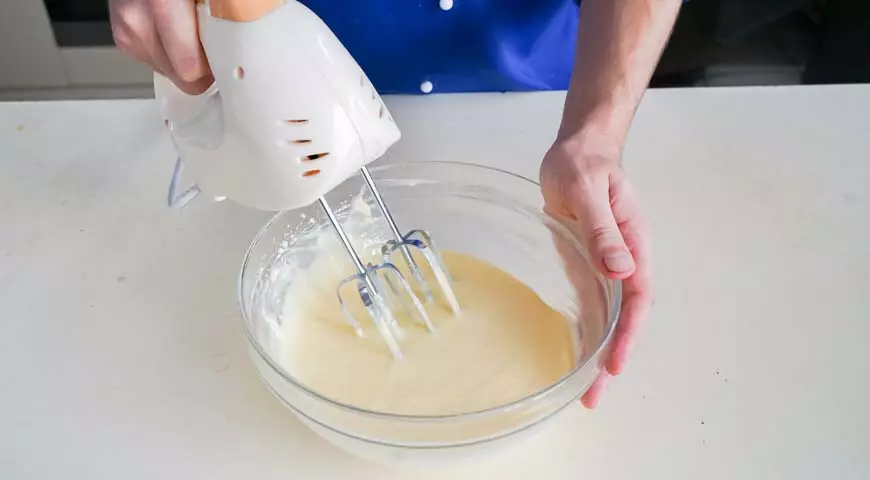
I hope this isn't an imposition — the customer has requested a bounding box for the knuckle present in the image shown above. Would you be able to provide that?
[111,22,133,50]
[636,289,654,305]
[584,155,619,176]
[635,218,651,237]
[567,166,613,201]
[148,0,172,21]
[571,171,599,194]
[563,178,598,212]
[617,216,647,236]
[589,225,620,244]
[628,278,655,303]
[110,2,149,51]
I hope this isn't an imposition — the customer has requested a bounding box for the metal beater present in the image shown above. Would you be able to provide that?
[320,166,460,358]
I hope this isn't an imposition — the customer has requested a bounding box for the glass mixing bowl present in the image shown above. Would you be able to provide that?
[238,162,620,466]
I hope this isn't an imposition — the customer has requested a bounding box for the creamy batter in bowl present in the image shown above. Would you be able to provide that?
[238,162,620,466]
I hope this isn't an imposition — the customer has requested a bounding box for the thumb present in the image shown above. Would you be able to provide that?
[573,181,635,278]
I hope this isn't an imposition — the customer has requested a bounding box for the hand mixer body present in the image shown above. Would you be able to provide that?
[154,0,401,211]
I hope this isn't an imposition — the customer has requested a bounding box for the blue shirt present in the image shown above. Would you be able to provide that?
[301,0,579,94]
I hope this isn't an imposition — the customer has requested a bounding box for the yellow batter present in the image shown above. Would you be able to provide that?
[279,250,575,416]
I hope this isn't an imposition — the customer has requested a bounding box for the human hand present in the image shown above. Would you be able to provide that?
[110,0,214,94]
[540,137,653,409]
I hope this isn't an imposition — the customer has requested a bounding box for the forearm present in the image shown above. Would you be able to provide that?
[558,0,681,154]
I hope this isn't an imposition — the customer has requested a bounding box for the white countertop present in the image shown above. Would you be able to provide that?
[1,85,868,479]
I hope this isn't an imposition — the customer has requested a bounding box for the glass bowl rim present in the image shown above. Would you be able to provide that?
[237,161,622,422]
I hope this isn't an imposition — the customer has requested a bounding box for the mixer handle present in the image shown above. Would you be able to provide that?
[157,70,224,209]
[167,156,201,209]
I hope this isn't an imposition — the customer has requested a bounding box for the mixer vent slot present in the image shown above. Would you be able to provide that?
[304,152,329,161]
[284,119,309,124]
[290,139,312,144]
[302,169,321,177]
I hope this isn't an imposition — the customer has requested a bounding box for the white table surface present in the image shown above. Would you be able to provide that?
[1,85,868,479]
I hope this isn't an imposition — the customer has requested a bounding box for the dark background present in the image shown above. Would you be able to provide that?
[43,0,870,86]
[653,0,870,86]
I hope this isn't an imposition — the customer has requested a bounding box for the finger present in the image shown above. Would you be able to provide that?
[174,71,215,95]
[150,0,211,82]
[117,32,169,78]
[606,286,652,375]
[580,371,612,409]
[148,26,214,95]
[110,0,164,72]
[111,0,212,94]
[606,210,653,375]
[570,174,635,278]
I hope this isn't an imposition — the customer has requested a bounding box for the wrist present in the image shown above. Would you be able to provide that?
[554,121,625,163]
[556,98,631,160]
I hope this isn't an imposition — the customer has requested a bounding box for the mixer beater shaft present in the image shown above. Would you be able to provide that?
[358,167,428,298]
[318,170,461,358]
[319,197,405,359]
[359,167,460,315]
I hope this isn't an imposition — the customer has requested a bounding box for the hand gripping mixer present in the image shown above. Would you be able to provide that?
[154,0,460,358]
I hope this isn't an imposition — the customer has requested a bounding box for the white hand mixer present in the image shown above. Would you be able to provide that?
[155,0,459,358]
